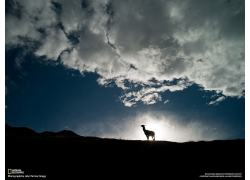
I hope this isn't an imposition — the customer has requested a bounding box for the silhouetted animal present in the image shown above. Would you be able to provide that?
[141,125,155,141]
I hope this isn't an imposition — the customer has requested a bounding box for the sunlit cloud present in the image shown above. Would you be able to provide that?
[5,0,245,107]
[34,28,71,60]
[119,78,192,107]
[208,96,226,106]
[164,100,169,104]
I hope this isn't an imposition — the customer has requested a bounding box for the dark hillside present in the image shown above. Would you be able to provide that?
[5,124,245,179]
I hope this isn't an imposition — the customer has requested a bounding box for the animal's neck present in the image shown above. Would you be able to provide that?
[142,127,146,131]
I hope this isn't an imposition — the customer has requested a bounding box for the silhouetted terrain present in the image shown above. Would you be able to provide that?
[5,124,245,179]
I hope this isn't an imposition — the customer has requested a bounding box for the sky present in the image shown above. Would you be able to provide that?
[4,0,246,142]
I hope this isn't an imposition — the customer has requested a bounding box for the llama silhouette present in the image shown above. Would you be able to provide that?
[141,125,155,141]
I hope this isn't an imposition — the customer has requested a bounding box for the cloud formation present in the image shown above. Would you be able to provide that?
[6,0,245,106]
[208,96,226,106]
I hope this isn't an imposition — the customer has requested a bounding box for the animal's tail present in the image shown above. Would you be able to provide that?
[153,134,155,141]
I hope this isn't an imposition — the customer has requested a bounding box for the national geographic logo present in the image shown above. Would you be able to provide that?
[8,169,24,174]
[8,169,46,179]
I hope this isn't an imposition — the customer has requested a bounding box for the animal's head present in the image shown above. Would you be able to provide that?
[141,125,145,128]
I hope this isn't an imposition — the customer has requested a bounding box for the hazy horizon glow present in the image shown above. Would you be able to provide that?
[74,112,229,142]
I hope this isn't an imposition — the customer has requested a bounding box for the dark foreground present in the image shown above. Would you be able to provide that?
[5,124,245,179]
